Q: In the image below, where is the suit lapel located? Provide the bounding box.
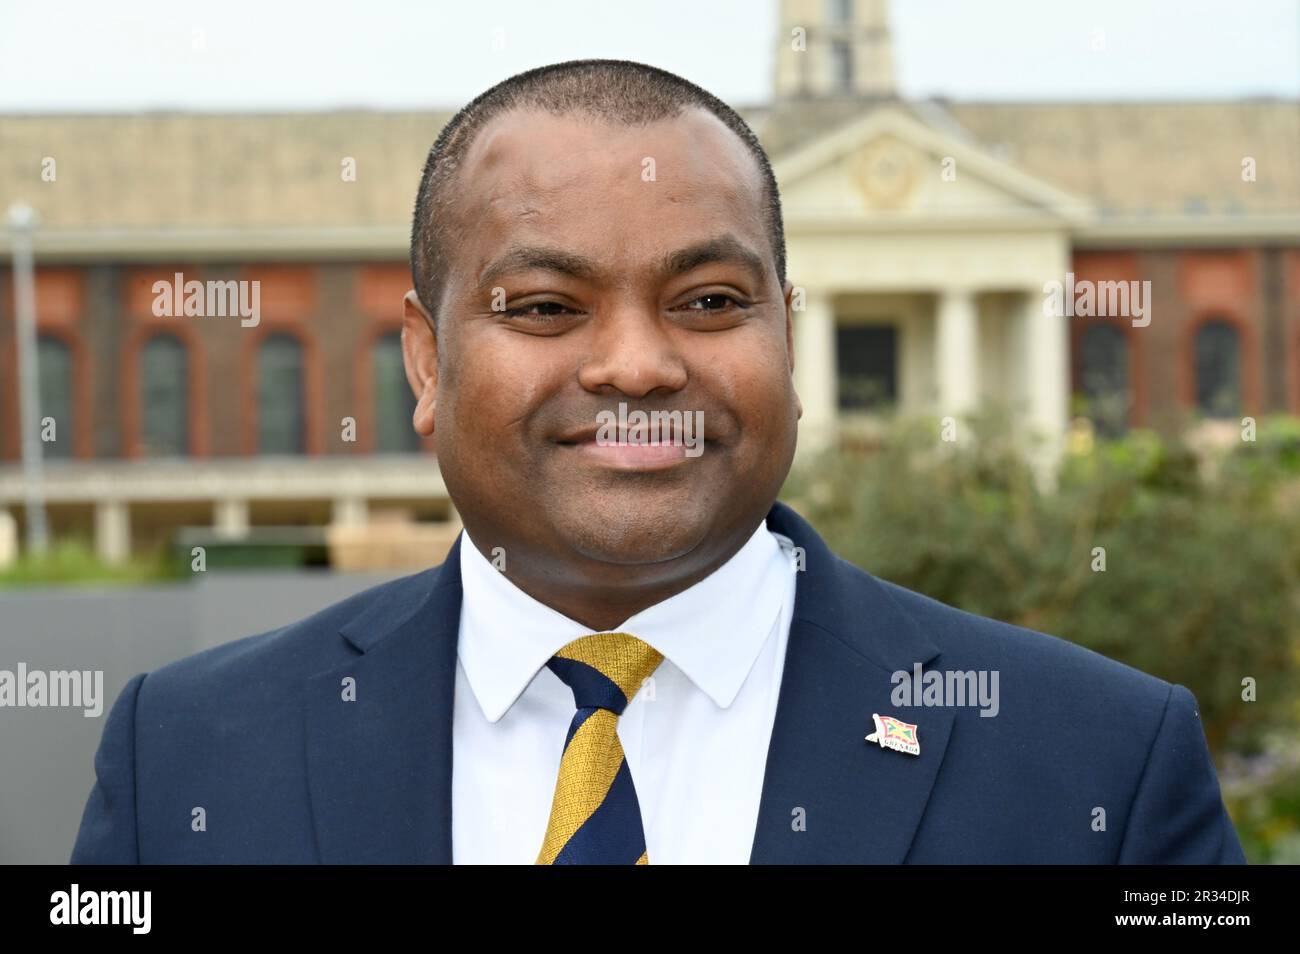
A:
[304,535,463,863]
[750,504,956,863]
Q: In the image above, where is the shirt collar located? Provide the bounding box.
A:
[457,519,789,722]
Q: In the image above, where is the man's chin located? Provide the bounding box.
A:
[546,491,717,567]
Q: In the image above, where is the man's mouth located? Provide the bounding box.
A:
[554,426,709,470]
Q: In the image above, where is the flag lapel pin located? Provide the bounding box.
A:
[864,712,920,756]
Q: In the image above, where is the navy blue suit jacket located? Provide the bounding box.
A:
[71,501,1245,863]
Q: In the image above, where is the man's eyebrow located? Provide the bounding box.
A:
[475,234,769,292]
[662,236,768,287]
[477,246,599,291]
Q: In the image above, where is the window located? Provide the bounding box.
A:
[1077,324,1129,436]
[836,324,897,410]
[139,334,188,456]
[37,336,73,459]
[1193,319,1241,418]
[826,0,853,25]
[372,331,419,452]
[257,333,305,454]
[829,40,854,92]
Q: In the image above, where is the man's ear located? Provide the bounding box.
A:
[402,290,439,437]
[783,279,796,374]
[783,280,803,421]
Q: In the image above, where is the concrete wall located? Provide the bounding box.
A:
[0,570,402,864]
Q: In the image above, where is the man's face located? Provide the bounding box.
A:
[405,106,800,587]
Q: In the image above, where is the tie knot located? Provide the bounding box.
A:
[546,632,663,715]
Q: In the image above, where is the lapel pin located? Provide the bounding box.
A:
[865,713,920,756]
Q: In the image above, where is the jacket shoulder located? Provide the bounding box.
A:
[871,571,1174,711]
[137,566,441,706]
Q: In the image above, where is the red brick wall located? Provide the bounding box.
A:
[1070,247,1295,428]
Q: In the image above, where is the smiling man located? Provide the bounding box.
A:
[71,59,1244,865]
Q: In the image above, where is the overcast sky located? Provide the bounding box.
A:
[2,0,1296,112]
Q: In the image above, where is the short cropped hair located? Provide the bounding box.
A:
[409,58,786,326]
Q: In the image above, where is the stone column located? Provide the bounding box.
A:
[794,288,837,455]
[1021,286,1068,476]
[935,287,978,420]
[94,500,130,566]
[0,509,16,569]
[213,498,250,540]
[331,496,368,527]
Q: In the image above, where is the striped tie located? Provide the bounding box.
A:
[535,632,664,865]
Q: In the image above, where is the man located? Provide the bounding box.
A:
[71,59,1245,864]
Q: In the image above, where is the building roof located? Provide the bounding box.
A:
[0,111,450,231]
[1,99,1296,239]
[946,101,1300,219]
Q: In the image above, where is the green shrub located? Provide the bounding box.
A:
[0,538,180,588]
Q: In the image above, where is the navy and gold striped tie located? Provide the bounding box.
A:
[536,632,664,865]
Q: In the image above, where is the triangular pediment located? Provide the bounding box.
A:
[771,105,1093,228]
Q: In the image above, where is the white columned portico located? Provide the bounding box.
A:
[793,288,838,454]
[935,287,978,420]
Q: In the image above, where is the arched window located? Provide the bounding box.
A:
[37,335,73,459]
[258,333,305,454]
[1077,324,1129,436]
[372,331,419,452]
[139,334,188,456]
[1193,319,1241,418]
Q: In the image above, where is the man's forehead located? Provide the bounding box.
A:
[459,104,762,206]
[447,106,769,288]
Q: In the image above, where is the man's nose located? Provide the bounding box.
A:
[575,306,689,398]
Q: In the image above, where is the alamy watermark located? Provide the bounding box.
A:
[1043,272,1151,328]
[891,663,1000,717]
[596,401,704,457]
[50,884,151,934]
[0,663,103,717]
[152,272,261,327]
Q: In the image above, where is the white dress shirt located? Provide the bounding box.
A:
[451,519,797,864]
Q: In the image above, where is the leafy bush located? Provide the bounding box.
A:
[0,538,180,588]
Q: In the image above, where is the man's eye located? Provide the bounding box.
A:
[678,294,745,313]
[503,302,571,321]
